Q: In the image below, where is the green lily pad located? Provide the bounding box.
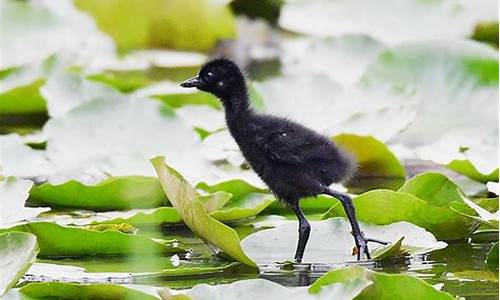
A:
[448,159,499,183]
[323,172,479,240]
[29,176,168,211]
[486,242,499,267]
[0,79,46,115]
[151,156,257,268]
[450,192,499,229]
[309,265,455,300]
[197,180,274,221]
[334,134,405,191]
[19,282,159,300]
[370,237,407,260]
[74,0,236,51]
[241,218,446,264]
[0,222,181,257]
[0,232,38,296]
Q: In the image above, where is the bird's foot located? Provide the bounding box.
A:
[352,233,389,260]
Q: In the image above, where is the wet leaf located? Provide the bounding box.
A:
[1,0,114,69]
[0,177,49,227]
[486,242,499,267]
[162,277,371,300]
[0,232,37,296]
[29,176,167,211]
[19,282,159,300]
[0,222,182,257]
[241,218,446,264]
[309,265,455,300]
[74,0,236,51]
[323,172,480,240]
[279,0,496,45]
[362,40,498,176]
[334,134,405,191]
[151,156,257,268]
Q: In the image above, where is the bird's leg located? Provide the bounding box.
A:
[324,188,388,260]
[291,202,311,263]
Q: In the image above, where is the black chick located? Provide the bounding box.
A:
[181,58,386,262]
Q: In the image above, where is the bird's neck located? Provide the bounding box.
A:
[222,88,254,128]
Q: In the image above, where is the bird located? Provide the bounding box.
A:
[181,58,387,262]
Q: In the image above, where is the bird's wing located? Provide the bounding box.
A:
[260,126,327,165]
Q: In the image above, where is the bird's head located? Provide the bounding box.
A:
[180,58,245,99]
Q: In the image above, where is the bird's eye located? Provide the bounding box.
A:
[206,72,214,80]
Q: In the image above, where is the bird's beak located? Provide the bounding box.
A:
[180,76,201,88]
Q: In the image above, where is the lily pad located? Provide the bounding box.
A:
[333,134,405,191]
[241,218,446,264]
[40,70,120,118]
[279,0,497,45]
[282,35,385,86]
[0,232,38,296]
[450,192,499,229]
[74,0,236,51]
[448,159,499,183]
[362,40,498,176]
[486,242,499,267]
[0,0,114,70]
[29,176,168,211]
[162,277,371,300]
[197,180,274,221]
[323,172,479,240]
[19,282,159,300]
[151,156,257,268]
[0,222,181,257]
[0,177,49,227]
[42,92,211,185]
[0,134,53,179]
[309,265,455,300]
[254,73,416,142]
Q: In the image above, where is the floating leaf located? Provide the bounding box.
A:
[450,191,499,229]
[162,277,371,300]
[448,159,499,183]
[0,134,54,179]
[0,232,37,296]
[486,242,499,267]
[309,266,455,300]
[323,172,479,240]
[42,92,211,184]
[0,222,181,257]
[241,218,446,264]
[362,40,498,175]
[74,0,236,51]
[333,134,405,191]
[282,35,385,86]
[40,70,120,117]
[29,176,167,211]
[1,0,114,69]
[254,73,416,142]
[19,282,159,300]
[151,156,257,268]
[370,237,407,260]
[279,0,496,45]
[0,177,49,227]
